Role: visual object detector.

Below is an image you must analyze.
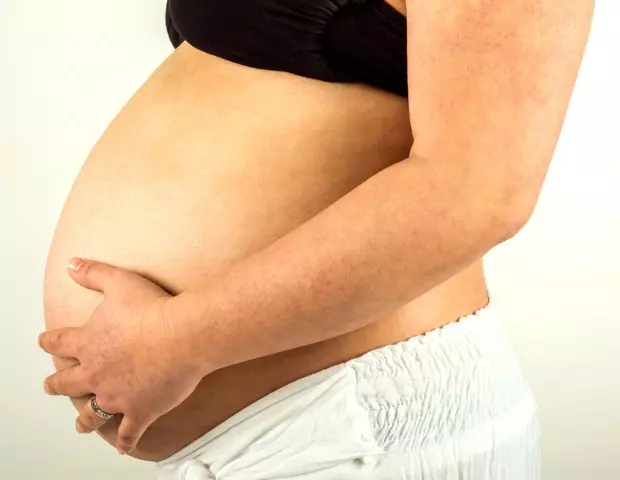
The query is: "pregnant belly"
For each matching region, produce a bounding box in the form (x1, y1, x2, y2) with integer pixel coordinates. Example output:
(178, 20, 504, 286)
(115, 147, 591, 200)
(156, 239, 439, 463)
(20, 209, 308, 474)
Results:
(43, 42, 487, 461)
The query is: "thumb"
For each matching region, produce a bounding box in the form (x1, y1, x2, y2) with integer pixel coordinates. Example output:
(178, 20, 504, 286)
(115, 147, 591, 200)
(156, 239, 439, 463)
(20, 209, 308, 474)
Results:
(67, 257, 118, 293)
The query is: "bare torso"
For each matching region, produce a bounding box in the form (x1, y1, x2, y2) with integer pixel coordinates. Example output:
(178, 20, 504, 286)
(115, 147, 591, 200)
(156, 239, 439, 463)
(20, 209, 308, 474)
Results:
(43, 5, 490, 460)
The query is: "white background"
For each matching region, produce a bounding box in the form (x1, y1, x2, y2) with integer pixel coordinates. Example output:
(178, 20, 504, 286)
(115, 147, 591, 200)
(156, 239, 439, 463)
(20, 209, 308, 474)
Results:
(1, 1, 618, 479)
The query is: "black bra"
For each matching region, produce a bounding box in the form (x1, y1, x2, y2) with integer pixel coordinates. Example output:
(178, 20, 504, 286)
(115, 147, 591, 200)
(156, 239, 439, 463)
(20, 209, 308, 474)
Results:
(165, 0, 408, 97)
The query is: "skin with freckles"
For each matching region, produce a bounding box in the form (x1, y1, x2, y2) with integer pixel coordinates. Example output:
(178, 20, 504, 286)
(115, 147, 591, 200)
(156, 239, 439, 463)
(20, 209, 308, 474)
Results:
(41, 0, 593, 459)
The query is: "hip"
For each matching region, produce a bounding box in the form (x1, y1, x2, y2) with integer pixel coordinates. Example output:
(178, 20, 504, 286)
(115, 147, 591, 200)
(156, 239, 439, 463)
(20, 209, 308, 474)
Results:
(155, 296, 540, 480)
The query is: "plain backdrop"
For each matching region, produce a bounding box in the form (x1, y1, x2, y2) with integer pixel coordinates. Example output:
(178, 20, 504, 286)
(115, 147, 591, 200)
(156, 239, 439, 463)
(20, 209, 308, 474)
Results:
(1, 1, 618, 479)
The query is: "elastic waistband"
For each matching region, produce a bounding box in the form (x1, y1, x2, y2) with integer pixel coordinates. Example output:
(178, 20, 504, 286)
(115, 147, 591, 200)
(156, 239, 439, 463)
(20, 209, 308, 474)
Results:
(345, 299, 534, 453)
(347, 297, 518, 398)
(158, 297, 514, 463)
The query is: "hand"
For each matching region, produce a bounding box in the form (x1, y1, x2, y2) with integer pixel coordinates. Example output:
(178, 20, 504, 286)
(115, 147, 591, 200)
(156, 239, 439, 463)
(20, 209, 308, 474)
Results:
(39, 258, 205, 455)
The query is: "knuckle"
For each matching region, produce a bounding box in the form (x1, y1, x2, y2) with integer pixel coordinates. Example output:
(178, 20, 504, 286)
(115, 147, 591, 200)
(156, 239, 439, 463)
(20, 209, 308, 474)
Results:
(118, 434, 137, 447)
(44, 377, 56, 394)
(46, 332, 59, 350)
(105, 265, 122, 284)
(110, 266, 122, 280)
(80, 260, 94, 277)
(82, 412, 99, 429)
(86, 371, 101, 391)
(96, 397, 118, 414)
(95, 393, 112, 407)
(53, 375, 65, 392)
(76, 418, 91, 434)
(54, 329, 75, 351)
(85, 406, 107, 425)
(56, 329, 68, 345)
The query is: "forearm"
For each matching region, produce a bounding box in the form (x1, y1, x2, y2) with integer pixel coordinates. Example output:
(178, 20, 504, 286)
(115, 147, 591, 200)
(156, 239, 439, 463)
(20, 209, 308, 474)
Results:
(174, 154, 518, 373)
(171, 0, 593, 374)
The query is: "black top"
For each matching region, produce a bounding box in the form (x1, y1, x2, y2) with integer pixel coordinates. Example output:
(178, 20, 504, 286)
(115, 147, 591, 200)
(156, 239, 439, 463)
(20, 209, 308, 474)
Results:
(165, 0, 408, 97)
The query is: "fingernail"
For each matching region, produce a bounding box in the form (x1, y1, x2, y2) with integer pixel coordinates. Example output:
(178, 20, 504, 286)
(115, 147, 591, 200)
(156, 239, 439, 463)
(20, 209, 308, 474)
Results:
(76, 421, 85, 434)
(44, 382, 54, 395)
(117, 448, 128, 456)
(68, 258, 85, 272)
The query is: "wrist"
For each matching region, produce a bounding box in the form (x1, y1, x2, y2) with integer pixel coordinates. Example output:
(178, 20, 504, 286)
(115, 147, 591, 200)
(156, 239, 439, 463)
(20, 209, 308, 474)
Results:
(163, 290, 224, 378)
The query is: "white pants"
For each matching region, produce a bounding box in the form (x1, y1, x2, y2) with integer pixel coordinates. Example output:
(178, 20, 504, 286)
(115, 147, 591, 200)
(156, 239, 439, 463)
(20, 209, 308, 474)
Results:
(155, 300, 540, 480)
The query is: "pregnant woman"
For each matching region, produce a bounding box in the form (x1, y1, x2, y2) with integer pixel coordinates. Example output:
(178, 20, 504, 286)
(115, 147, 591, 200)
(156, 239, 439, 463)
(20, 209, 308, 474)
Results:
(40, 0, 593, 478)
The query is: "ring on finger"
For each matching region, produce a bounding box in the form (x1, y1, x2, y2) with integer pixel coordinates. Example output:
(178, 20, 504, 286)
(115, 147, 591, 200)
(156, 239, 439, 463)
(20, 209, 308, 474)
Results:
(90, 396, 116, 420)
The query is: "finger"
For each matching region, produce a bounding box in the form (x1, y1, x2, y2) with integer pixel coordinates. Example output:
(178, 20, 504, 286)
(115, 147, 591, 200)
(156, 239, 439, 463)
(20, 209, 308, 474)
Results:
(38, 327, 81, 357)
(44, 365, 90, 397)
(76, 396, 118, 434)
(67, 257, 119, 293)
(116, 414, 151, 455)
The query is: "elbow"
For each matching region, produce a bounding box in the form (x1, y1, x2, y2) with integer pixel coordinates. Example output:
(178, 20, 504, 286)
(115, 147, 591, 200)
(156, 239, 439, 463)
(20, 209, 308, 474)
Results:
(490, 184, 540, 243)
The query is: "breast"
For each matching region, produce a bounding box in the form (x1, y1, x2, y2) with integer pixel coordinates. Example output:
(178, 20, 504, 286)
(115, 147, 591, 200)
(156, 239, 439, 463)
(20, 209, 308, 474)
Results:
(166, 0, 408, 96)
(43, 42, 411, 458)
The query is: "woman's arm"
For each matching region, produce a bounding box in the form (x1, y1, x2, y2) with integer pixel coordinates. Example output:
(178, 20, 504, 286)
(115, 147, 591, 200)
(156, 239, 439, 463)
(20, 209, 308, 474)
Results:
(177, 0, 595, 372)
